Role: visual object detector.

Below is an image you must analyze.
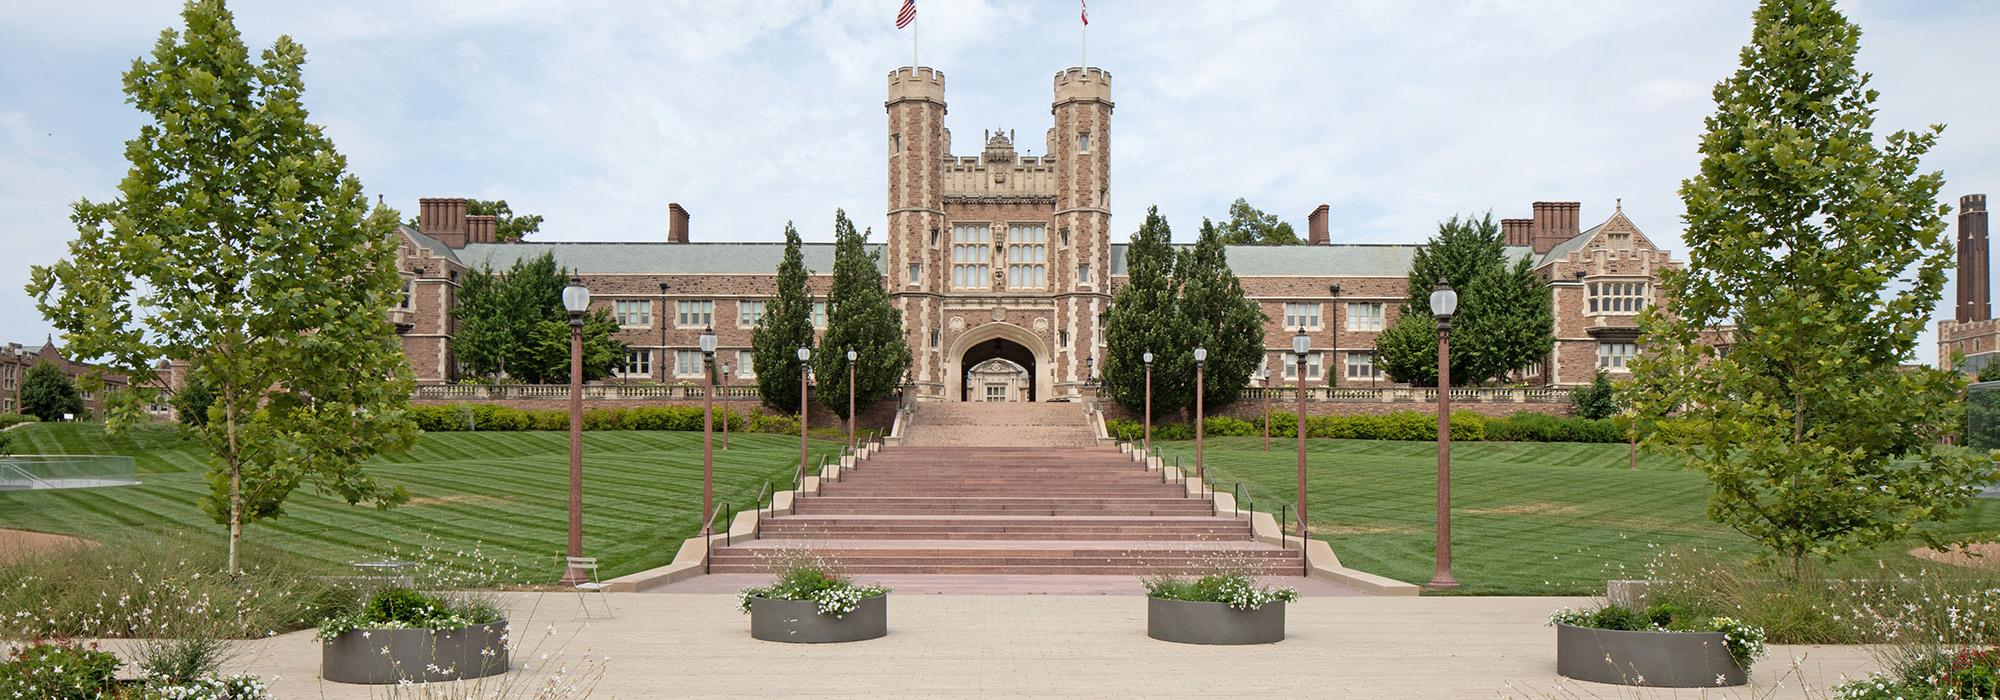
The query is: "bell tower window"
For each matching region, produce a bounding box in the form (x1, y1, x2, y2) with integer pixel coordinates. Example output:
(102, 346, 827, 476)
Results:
(1077, 131, 1091, 153)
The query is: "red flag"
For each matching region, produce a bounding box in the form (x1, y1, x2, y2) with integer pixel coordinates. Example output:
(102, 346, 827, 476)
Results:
(897, 0, 916, 29)
(1081, 0, 1089, 25)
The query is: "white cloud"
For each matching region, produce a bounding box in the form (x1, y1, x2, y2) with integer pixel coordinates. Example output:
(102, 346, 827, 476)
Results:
(1, 1, 1994, 365)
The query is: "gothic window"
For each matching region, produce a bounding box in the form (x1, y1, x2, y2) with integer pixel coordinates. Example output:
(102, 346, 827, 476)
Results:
(1598, 342, 1639, 370)
(615, 300, 652, 328)
(1078, 264, 1092, 284)
(1006, 224, 1048, 289)
(1588, 281, 1648, 314)
(676, 300, 713, 327)
(1077, 131, 1091, 153)
(617, 350, 653, 378)
(674, 350, 705, 378)
(1283, 302, 1322, 330)
(737, 300, 766, 328)
(1344, 302, 1384, 331)
(951, 224, 992, 290)
(891, 133, 901, 154)
(736, 350, 756, 378)
(1345, 352, 1380, 380)
(907, 263, 922, 284)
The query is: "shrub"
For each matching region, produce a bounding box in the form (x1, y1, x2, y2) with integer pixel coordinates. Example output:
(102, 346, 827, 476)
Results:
(316, 587, 503, 642)
(1143, 573, 1298, 611)
(1201, 416, 1258, 437)
(1548, 603, 1766, 669)
(1570, 370, 1620, 419)
(750, 412, 800, 436)
(736, 553, 888, 618)
(0, 413, 38, 430)
(0, 640, 121, 700)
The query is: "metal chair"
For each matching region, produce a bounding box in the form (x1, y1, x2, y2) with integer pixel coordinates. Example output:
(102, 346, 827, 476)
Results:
(566, 556, 613, 619)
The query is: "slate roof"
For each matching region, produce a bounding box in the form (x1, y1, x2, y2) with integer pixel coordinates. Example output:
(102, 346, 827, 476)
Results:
(1535, 225, 1601, 268)
(1108, 244, 1536, 277)
(455, 241, 886, 274)
(400, 226, 462, 262)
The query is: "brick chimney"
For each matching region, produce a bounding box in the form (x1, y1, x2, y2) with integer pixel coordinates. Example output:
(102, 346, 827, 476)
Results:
(1307, 204, 1330, 245)
(1501, 218, 1533, 247)
(1961, 194, 1991, 322)
(417, 198, 469, 248)
(1530, 201, 1582, 254)
(466, 214, 497, 244)
(668, 203, 691, 243)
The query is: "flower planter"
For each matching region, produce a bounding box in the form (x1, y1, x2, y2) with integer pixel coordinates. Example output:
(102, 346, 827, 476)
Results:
(748, 595, 887, 643)
(321, 621, 509, 684)
(1147, 597, 1286, 645)
(1555, 623, 1747, 687)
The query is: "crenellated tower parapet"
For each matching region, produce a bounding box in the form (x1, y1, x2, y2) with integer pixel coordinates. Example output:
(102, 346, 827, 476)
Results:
(1052, 67, 1113, 107)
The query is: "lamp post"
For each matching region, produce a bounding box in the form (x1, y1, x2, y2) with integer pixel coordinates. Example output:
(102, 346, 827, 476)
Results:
(797, 347, 811, 479)
(1142, 351, 1155, 455)
(845, 349, 857, 453)
(699, 326, 717, 530)
(1194, 346, 1207, 479)
(560, 278, 590, 585)
(720, 362, 732, 450)
(1292, 328, 1309, 540)
(1429, 283, 1461, 590)
(1259, 366, 1271, 451)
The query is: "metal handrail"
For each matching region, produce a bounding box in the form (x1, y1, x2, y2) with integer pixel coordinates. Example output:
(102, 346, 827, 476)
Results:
(1300, 521, 1310, 576)
(755, 480, 773, 523)
(718, 503, 735, 546)
(702, 524, 712, 574)
(1279, 504, 1291, 549)
(1230, 483, 1246, 518)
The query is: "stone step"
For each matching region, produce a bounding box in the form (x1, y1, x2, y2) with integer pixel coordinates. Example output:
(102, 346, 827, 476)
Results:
(751, 530, 1249, 541)
(795, 504, 1215, 516)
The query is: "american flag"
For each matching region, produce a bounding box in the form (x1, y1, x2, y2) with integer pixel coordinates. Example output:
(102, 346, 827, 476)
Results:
(896, 0, 916, 29)
(1081, 0, 1088, 26)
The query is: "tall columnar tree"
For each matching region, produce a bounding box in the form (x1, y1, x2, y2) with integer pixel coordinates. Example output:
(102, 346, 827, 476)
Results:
(1630, 0, 1991, 575)
(753, 223, 817, 413)
(1376, 214, 1551, 386)
(26, 0, 418, 575)
(1178, 219, 1268, 411)
(1215, 198, 1301, 245)
(1104, 207, 1197, 419)
(452, 251, 621, 383)
(815, 211, 912, 419)
(19, 362, 83, 422)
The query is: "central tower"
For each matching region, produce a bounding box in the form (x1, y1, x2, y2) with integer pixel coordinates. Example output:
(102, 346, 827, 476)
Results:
(885, 65, 1114, 401)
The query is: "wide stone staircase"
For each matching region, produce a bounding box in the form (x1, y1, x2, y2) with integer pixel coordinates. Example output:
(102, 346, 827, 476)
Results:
(707, 402, 1303, 576)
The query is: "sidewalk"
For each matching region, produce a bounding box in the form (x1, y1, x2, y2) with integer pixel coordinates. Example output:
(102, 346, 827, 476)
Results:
(200, 592, 1879, 699)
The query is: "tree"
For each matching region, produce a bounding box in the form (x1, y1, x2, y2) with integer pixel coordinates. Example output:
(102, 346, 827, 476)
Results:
(467, 199, 543, 242)
(1178, 219, 1267, 411)
(1104, 207, 1198, 419)
(1629, 0, 1991, 576)
(19, 362, 83, 422)
(1377, 214, 1552, 386)
(26, 0, 418, 576)
(814, 211, 911, 418)
(1215, 198, 1300, 246)
(753, 223, 816, 413)
(451, 251, 620, 383)
(172, 369, 214, 428)
(1570, 371, 1619, 420)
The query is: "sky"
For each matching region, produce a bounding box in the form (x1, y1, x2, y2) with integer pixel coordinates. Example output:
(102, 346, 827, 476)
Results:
(2, 0, 1996, 363)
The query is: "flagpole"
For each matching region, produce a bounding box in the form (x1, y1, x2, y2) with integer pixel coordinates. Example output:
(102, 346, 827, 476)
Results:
(914, 12, 920, 67)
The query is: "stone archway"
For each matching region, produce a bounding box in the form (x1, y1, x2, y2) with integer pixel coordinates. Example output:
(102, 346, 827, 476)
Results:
(946, 323, 1047, 402)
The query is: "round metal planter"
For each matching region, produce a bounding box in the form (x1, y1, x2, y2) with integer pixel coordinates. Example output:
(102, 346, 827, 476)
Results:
(749, 595, 887, 643)
(1147, 597, 1286, 645)
(1555, 623, 1748, 687)
(321, 620, 510, 684)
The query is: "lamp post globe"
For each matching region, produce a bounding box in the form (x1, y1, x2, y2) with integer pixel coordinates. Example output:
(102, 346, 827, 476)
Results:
(1429, 283, 1461, 589)
(560, 277, 589, 585)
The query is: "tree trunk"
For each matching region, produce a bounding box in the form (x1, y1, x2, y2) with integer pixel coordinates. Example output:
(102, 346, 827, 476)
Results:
(224, 377, 242, 579)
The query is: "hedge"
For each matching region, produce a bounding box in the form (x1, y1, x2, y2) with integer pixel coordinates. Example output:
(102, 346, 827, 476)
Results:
(407, 403, 803, 435)
(0, 414, 37, 430)
(1106, 410, 1627, 444)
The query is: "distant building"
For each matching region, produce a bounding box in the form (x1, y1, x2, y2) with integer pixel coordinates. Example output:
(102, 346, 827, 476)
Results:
(1939, 195, 1996, 373)
(391, 63, 1679, 399)
(0, 337, 129, 417)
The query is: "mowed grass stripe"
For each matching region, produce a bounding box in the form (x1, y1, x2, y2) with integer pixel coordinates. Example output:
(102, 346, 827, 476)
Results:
(0, 423, 842, 580)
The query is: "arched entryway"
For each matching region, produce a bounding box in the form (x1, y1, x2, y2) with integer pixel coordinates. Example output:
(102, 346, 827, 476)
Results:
(946, 323, 1047, 402)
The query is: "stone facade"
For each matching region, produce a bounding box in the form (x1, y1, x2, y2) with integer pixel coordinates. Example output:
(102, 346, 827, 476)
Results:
(388, 63, 1680, 401)
(0, 338, 130, 417)
(1940, 194, 1999, 374)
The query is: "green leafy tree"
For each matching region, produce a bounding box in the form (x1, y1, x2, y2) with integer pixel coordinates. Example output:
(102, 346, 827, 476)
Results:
(1377, 214, 1552, 386)
(1570, 371, 1619, 420)
(1178, 219, 1267, 411)
(452, 251, 620, 383)
(171, 369, 214, 428)
(1215, 198, 1300, 245)
(467, 199, 543, 242)
(753, 223, 817, 413)
(25, 0, 419, 575)
(1977, 362, 2000, 384)
(814, 211, 911, 418)
(1630, 0, 1992, 576)
(1105, 207, 1198, 419)
(19, 362, 83, 422)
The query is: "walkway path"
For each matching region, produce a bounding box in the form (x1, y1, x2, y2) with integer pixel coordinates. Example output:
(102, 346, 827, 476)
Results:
(216, 592, 1878, 698)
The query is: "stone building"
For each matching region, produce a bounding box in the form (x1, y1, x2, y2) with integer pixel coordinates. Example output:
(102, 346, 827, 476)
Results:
(391, 64, 1678, 400)
(0, 337, 129, 417)
(1940, 194, 1998, 373)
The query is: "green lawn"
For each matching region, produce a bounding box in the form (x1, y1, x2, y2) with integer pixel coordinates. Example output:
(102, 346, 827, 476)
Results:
(1155, 437, 2000, 595)
(0, 423, 842, 581)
